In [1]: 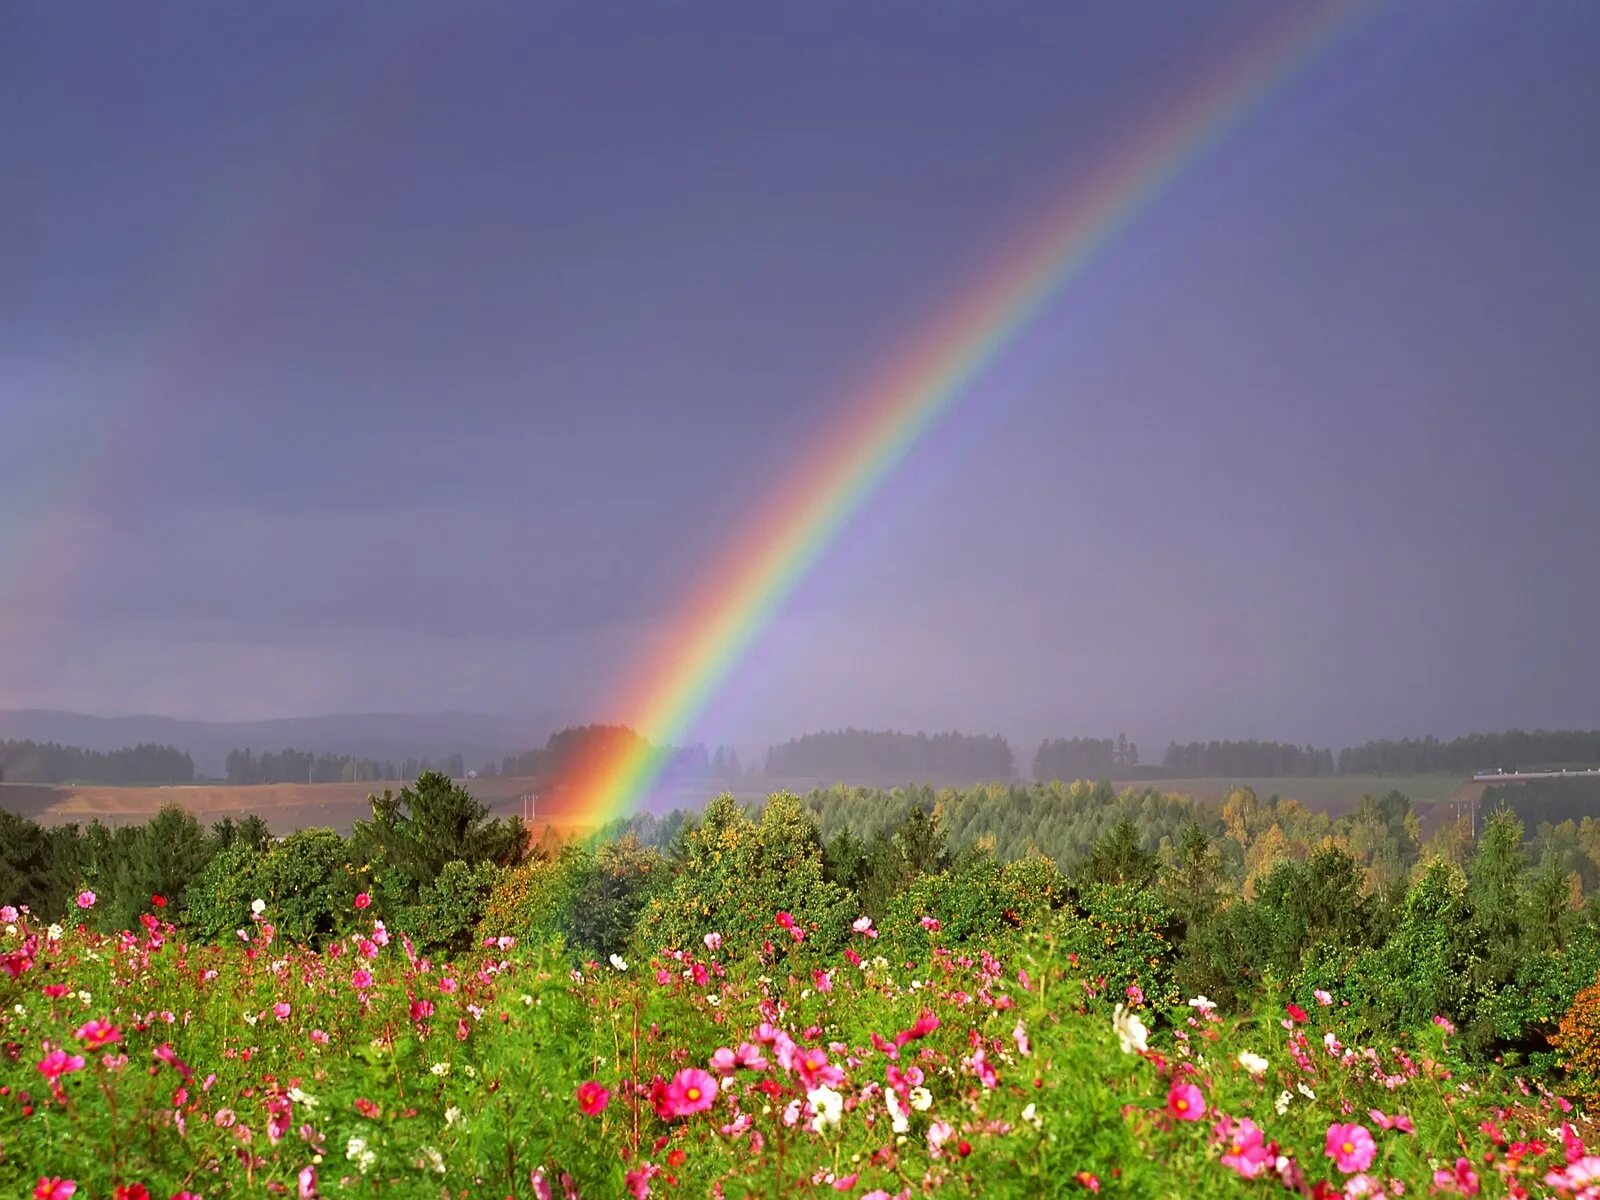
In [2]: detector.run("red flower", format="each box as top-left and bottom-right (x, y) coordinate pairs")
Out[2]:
(576, 1080), (610, 1116)
(775, 911), (795, 930)
(1285, 1003), (1309, 1024)
(113, 1185), (151, 1200)
(354, 892), (371, 910)
(150, 894), (167, 908)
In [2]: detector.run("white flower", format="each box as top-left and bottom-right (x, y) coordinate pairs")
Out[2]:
(288, 1087), (318, 1108)
(251, 898), (267, 915)
(1237, 1050), (1269, 1076)
(521, 994), (534, 1006)
(346, 1135), (376, 1171)
(243, 1012), (258, 1026)
(1021, 1102), (1042, 1130)
(47, 924), (63, 941)
(444, 1105), (464, 1129)
(1275, 1090), (1293, 1115)
(807, 1085), (843, 1131)
(430, 1061), (450, 1077)
(908, 1086), (932, 1112)
(705, 994), (720, 1007)
(418, 1146), (445, 1174)
(12, 1004), (24, 1017)
(609, 954), (628, 972)
(1112, 1003), (1148, 1054)
(1296, 1082), (1316, 1100)
(1187, 995), (1216, 1016)
(885, 1086), (910, 1134)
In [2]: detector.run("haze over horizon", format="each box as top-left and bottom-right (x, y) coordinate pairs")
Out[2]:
(4, 2), (1598, 754)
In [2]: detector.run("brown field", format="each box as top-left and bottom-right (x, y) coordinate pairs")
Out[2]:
(0, 776), (582, 836)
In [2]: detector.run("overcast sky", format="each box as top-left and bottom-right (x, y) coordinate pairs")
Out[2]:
(2, 1), (1597, 751)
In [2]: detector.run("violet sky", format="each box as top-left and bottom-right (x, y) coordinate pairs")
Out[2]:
(2, 1), (1597, 752)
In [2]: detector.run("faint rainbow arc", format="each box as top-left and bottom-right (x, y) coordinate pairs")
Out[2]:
(558, 2), (1380, 823)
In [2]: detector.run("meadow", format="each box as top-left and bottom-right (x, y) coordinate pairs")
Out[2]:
(4, 774), (1600, 1197)
(3, 894), (1597, 1199)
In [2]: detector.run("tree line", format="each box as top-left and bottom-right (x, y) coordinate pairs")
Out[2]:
(0, 739), (194, 786)
(1159, 740), (1337, 778)
(763, 728), (1015, 782)
(1033, 735), (1140, 779)
(222, 747), (470, 785)
(1339, 729), (1600, 775)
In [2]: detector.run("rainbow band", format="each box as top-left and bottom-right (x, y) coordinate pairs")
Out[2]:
(561, 1), (1377, 823)
(574, 3), (1377, 823)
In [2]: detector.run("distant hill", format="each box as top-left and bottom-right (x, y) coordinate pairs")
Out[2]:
(0, 709), (567, 777)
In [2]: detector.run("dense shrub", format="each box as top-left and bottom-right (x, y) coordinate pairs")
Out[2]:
(636, 792), (853, 958)
(1556, 971), (1600, 1105)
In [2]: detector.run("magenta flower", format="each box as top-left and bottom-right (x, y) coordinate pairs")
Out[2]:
(1166, 1079), (1205, 1121)
(1434, 1157), (1481, 1195)
(1218, 1118), (1272, 1178)
(354, 892), (371, 909)
(1325, 1122), (1377, 1173)
(661, 1068), (718, 1117)
(576, 1079), (610, 1115)
(37, 1048), (87, 1084)
(34, 1179), (76, 1200)
(73, 1019), (122, 1050)
(350, 968), (373, 990)
(75, 891), (96, 910)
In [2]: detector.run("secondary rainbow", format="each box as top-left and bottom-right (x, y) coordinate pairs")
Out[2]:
(565, 2), (1381, 823)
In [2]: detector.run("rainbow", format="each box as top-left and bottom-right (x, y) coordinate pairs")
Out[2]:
(557, 1), (1380, 823)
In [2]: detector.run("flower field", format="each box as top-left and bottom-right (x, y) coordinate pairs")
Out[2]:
(2, 897), (1595, 1200)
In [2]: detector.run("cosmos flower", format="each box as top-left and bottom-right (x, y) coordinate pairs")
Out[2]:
(1324, 1123), (1377, 1173)
(660, 1068), (717, 1118)
(1166, 1079), (1205, 1121)
(576, 1080), (610, 1115)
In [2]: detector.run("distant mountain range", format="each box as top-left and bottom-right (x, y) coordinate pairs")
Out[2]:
(0, 709), (567, 777)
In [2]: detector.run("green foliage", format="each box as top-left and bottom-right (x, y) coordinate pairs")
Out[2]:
(352, 770), (526, 903)
(1057, 881), (1181, 1009)
(563, 836), (664, 958)
(399, 859), (502, 952)
(635, 792), (853, 959)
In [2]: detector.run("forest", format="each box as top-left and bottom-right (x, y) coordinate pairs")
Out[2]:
(763, 728), (1016, 780)
(0, 738), (194, 785)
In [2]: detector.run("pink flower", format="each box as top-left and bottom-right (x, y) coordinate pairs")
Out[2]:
(775, 911), (794, 930)
(409, 998), (435, 1021)
(0, 905), (18, 922)
(1434, 1157), (1480, 1195)
(709, 1047), (737, 1075)
(1012, 1020), (1031, 1057)
(530, 1170), (553, 1200)
(354, 892), (371, 910)
(37, 1048), (87, 1084)
(1166, 1079), (1206, 1121)
(920, 916), (942, 932)
(576, 1079), (610, 1115)
(1367, 1109), (1414, 1133)
(310, 1029), (330, 1045)
(703, 931), (722, 952)
(34, 1179), (76, 1200)
(74, 1019), (122, 1050)
(297, 1164), (318, 1198)
(1325, 1123), (1377, 1173)
(76, 891), (96, 909)
(1313, 988), (1333, 1006)
(965, 1047), (998, 1088)
(273, 1002), (292, 1021)
(350, 968), (373, 990)
(660, 1068), (718, 1118)
(852, 916), (878, 938)
(1218, 1118), (1273, 1178)
(1433, 1014), (1456, 1035)
(1125, 984), (1144, 1006)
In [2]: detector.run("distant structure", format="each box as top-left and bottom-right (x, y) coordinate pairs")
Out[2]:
(518, 790), (537, 825)
(1471, 767), (1600, 781)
